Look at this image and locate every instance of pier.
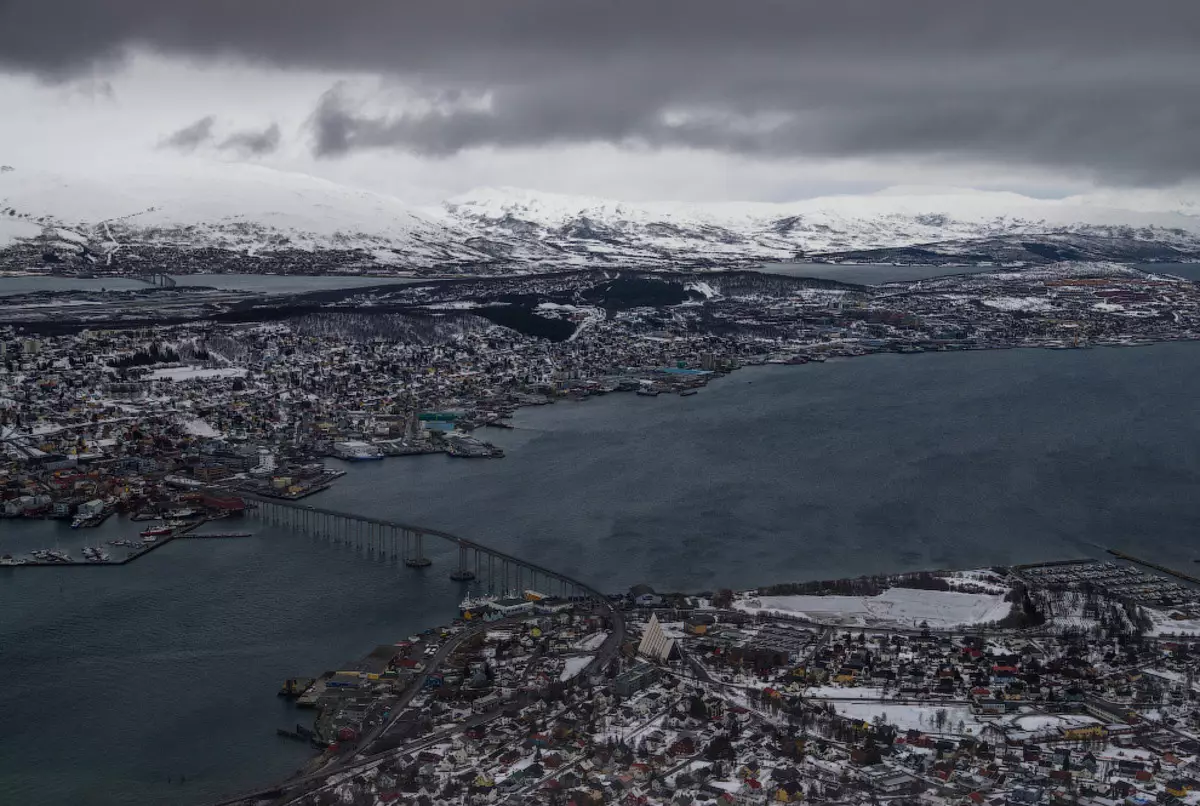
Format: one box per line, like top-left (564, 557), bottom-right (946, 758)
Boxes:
top-left (2, 521), bottom-right (249, 568)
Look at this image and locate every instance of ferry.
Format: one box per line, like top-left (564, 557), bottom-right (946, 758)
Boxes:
top-left (140, 525), bottom-right (173, 538)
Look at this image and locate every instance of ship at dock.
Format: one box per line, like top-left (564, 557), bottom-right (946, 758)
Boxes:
top-left (332, 441), bottom-right (385, 461)
top-left (459, 593), bottom-right (497, 616)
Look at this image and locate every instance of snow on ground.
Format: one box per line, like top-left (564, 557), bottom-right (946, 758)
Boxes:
top-left (559, 655), bottom-right (593, 682)
top-left (179, 416), bottom-right (221, 438)
top-left (736, 587), bottom-right (1012, 629)
top-left (0, 215), bottom-right (41, 249)
top-left (149, 366), bottom-right (247, 382)
top-left (1008, 713), bottom-right (1100, 732)
top-left (833, 702), bottom-right (982, 735)
top-left (1145, 608), bottom-right (1200, 636)
top-left (981, 296), bottom-right (1057, 312)
top-left (943, 569), bottom-right (1010, 595)
top-left (572, 632), bottom-right (610, 652)
top-left (802, 686), bottom-right (887, 699)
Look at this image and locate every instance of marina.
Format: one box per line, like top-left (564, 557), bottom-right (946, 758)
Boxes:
top-left (1, 519), bottom-right (257, 567)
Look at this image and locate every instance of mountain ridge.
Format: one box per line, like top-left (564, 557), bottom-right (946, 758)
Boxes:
top-left (3, 162), bottom-right (1200, 274)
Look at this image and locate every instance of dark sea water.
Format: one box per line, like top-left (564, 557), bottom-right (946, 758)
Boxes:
top-left (0, 274), bottom-right (418, 297)
top-left (757, 260), bottom-right (1200, 285)
top-left (6, 343), bottom-right (1200, 804)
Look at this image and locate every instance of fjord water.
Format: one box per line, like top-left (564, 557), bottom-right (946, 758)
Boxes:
top-left (6, 343), bottom-right (1200, 805)
top-left (757, 260), bottom-right (1200, 284)
top-left (0, 274), bottom-right (417, 296)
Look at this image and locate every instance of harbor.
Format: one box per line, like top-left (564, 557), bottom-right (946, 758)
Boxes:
top-left (1, 517), bottom-right (256, 568)
top-left (1106, 548), bottom-right (1200, 586)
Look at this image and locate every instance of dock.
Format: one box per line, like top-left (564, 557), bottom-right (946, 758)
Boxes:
top-left (2, 521), bottom-right (255, 569)
top-left (1107, 549), bottom-right (1200, 585)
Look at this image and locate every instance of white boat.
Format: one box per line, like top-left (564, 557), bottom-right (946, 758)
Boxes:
top-left (460, 594), bottom-right (498, 615)
top-left (0, 554), bottom-right (21, 566)
top-left (333, 440), bottom-right (385, 461)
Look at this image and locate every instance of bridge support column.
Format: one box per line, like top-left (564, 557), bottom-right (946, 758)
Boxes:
top-left (450, 543), bottom-right (475, 581)
top-left (404, 529), bottom-right (431, 568)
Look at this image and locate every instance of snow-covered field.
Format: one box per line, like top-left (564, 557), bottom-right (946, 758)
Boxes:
top-left (1145, 608), bottom-right (1200, 636)
top-left (1007, 713), bottom-right (1101, 732)
top-left (149, 366), bottom-right (247, 382)
top-left (802, 686), bottom-right (887, 699)
top-left (736, 587), bottom-right (1012, 629)
top-left (179, 416), bottom-right (221, 438)
top-left (559, 655), bottom-right (593, 682)
top-left (981, 296), bottom-right (1057, 312)
top-left (833, 702), bottom-right (982, 734)
top-left (572, 632), bottom-right (610, 652)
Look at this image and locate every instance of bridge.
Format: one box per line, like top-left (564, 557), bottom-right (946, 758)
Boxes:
top-left (134, 273), bottom-right (177, 288)
top-left (204, 493), bottom-right (627, 806)
top-left (245, 493), bottom-right (610, 603)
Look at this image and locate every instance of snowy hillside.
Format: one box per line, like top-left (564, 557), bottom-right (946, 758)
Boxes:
top-left (3, 161), bottom-right (1200, 274)
top-left (440, 185), bottom-right (1200, 267)
top-left (0, 161), bottom-right (486, 269)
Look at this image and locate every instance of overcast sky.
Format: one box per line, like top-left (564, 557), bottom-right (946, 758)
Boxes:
top-left (1, 1), bottom-right (1198, 204)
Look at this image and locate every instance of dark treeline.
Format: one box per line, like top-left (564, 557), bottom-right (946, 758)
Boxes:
top-left (759, 571), bottom-right (952, 598)
top-left (108, 342), bottom-right (180, 368)
top-left (474, 306), bottom-right (576, 342)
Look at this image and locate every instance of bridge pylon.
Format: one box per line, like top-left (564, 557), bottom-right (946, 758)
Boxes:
top-left (403, 529), bottom-right (432, 568)
top-left (449, 543), bottom-right (476, 581)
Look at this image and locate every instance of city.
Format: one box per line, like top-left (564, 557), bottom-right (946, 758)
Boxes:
top-left (5, 261), bottom-right (1200, 541)
top-left (5, 3), bottom-right (1200, 805)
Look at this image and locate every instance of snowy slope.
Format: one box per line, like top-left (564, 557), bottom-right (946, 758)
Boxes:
top-left (0, 160), bottom-right (485, 266)
top-left (4, 161), bottom-right (1200, 273)
top-left (440, 184), bottom-right (1200, 264)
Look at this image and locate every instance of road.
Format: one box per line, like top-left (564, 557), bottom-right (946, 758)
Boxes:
top-left (208, 600), bottom-right (624, 806)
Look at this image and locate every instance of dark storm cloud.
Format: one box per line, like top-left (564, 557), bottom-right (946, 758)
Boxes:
top-left (4, 1), bottom-right (1200, 183)
top-left (219, 123), bottom-right (282, 156)
top-left (159, 115), bottom-right (215, 152)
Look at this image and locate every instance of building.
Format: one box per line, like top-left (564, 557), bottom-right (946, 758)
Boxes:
top-left (638, 614), bottom-right (676, 662)
top-left (614, 663), bottom-right (660, 697)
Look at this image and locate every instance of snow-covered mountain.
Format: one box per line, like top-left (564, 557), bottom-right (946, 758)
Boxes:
top-left (439, 185), bottom-right (1200, 267)
top-left (0, 162), bottom-right (487, 269)
top-left (4, 162), bottom-right (1200, 274)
